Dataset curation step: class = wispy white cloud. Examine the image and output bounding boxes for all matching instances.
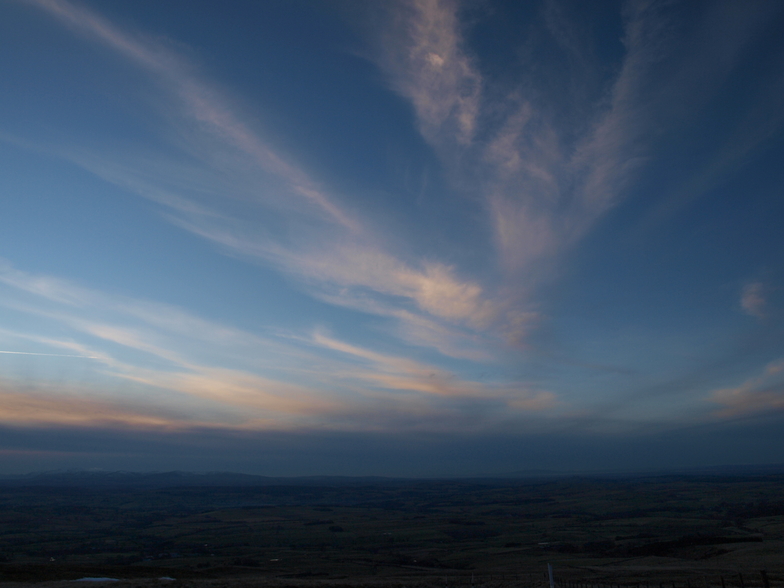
[24,0,359,233]
[275,246,494,325]
[310,288,493,361]
[608,1,784,232]
[17,0,694,379]
[310,330,555,411]
[0,262,554,432]
[374,0,481,147]
[483,0,678,272]
[162,215,532,353]
[741,282,766,319]
[373,0,780,286]
[0,260,274,357]
[0,350,97,358]
[709,358,784,417]
[11,0,524,362]
[0,258,96,306]
[0,384,190,429]
[9,0,780,439]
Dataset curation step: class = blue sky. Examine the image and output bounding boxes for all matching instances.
[1,0,783,476]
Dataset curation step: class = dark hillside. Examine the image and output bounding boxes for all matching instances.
[0,474,782,586]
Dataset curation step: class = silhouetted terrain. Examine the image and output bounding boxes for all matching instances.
[0,472,782,587]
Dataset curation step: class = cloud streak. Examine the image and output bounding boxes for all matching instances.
[0,350,98,358]
[741,282,766,319]
[3,0,782,449]
[373,0,781,283]
[709,358,784,418]
[25,0,359,231]
[0,261,555,433]
[13,0,525,363]
[377,0,481,147]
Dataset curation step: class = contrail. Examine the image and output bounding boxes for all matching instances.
[0,350,98,358]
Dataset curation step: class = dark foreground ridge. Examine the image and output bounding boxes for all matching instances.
[0,471,782,587]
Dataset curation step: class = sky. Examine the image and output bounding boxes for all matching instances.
[1,0,784,477]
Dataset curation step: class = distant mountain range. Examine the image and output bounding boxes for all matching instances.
[0,470,404,488]
[0,463,782,488]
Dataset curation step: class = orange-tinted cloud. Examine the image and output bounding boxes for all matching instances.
[709,358,784,417]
